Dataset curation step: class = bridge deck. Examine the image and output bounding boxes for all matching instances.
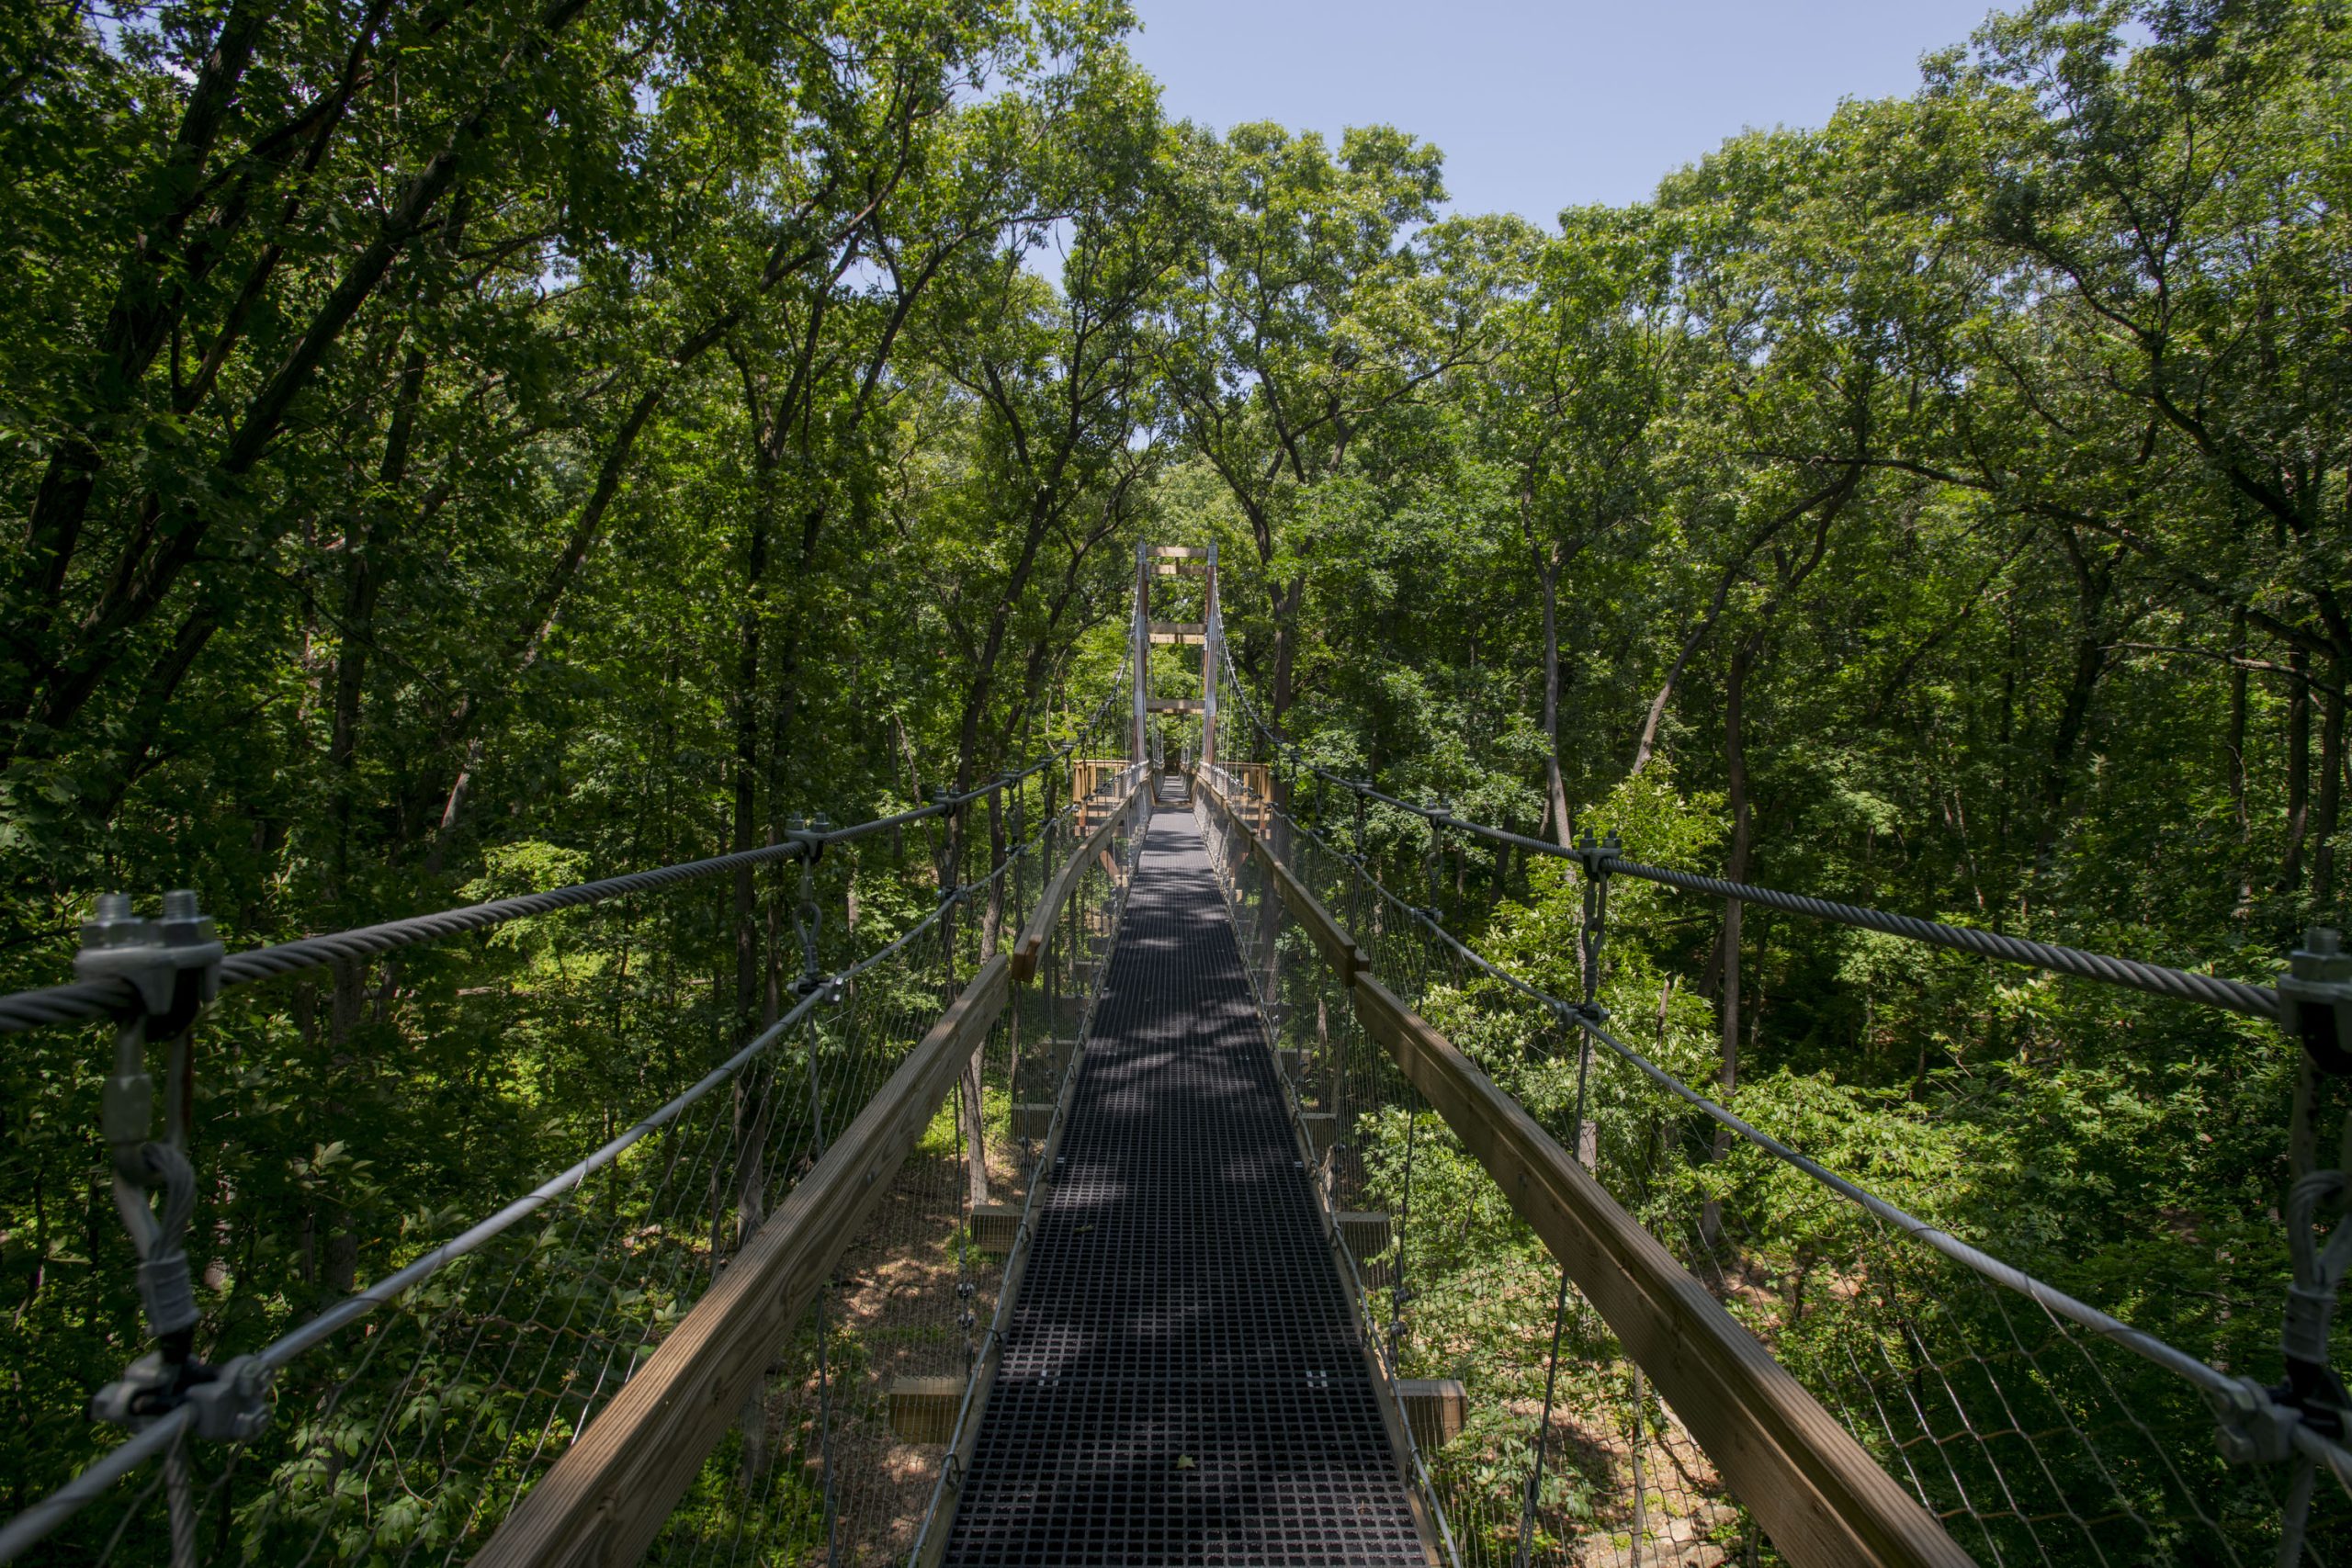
[943,806,1428,1566]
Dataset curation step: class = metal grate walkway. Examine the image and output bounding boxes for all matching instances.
[942,806,1429,1567]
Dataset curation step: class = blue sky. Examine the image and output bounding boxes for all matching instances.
[1125,0,2001,222]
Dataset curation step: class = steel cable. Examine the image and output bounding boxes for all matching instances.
[0,667,1132,1035]
[1208,634,2278,1021]
[0,787,1099,1566]
[1225,787,2352,1500]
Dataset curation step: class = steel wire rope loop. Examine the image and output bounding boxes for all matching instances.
[1208,640,2278,1023]
[0,669,1136,1036]
[0,807,1078,1566]
[1249,794,2352,1488]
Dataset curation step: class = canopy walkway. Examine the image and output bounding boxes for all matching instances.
[5,543,2351,1568]
[942,799,1431,1566]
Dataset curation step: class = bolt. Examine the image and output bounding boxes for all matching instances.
[82,894,150,950]
[157,890,214,948]
[2294,927,2349,982]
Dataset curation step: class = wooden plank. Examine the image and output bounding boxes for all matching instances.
[1348,976,1970,1568]
[1396,1379,1466,1450]
[888,1377,965,1444]
[476,955,1012,1568]
[1302,1111,1338,1156]
[1336,1210,1392,1259]
[1148,546,1209,558]
[1148,622,1206,636]
[971,1203,1021,1255]
[1147,699,1204,713]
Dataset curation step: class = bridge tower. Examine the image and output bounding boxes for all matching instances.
[1202,539,1219,772]
[1133,543,1216,777]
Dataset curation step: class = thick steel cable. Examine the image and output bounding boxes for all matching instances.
[1211,787,2352,1491]
[0,668,1135,1035]
[1208,635,2278,1022]
[0,799,1087,1567]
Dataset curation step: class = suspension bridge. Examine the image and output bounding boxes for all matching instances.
[4,542,2350,1567]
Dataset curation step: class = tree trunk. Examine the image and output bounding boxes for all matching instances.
[2285,648,2312,893]
[983,789,1007,959]
[732,491,772,1047]
[1540,545,1571,847]
[1702,633,1759,1252]
[2317,669,2345,913]
[2230,607,2252,919]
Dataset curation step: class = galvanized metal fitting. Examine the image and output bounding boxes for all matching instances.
[2280,927,2352,1074]
[1571,830,1622,881]
[74,890,224,1036]
[786,811,833,863]
[89,1350,271,1441]
[2212,1375,2305,1465]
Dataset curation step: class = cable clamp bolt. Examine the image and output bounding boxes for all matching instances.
[2280,927,2352,1075]
[786,811,832,864]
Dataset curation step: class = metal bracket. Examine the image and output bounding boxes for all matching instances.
[2214,1375,2313,1465]
[74,890,224,1038]
[2280,927,2352,1075]
[74,892,266,1450]
[89,1351,271,1441]
[789,815,832,998]
[1569,829,1622,883]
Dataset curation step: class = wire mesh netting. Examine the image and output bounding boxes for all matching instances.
[1193,770,2341,1568]
[650,773,1152,1567]
[2,739,1150,1568]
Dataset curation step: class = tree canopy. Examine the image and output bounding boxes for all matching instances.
[2,0,2347,1556]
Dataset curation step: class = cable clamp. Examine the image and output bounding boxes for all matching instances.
[1570,829,1622,882]
[2214,1375,2314,1465]
[2280,927,2352,1075]
[74,891,223,1037]
[90,1352,271,1443]
[785,810,832,866]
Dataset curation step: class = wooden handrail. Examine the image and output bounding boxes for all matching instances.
[1011,775,1144,983]
[1198,772,1360,982]
[1269,853,1363,985]
[476,954,1012,1568]
[1194,785,1969,1568]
